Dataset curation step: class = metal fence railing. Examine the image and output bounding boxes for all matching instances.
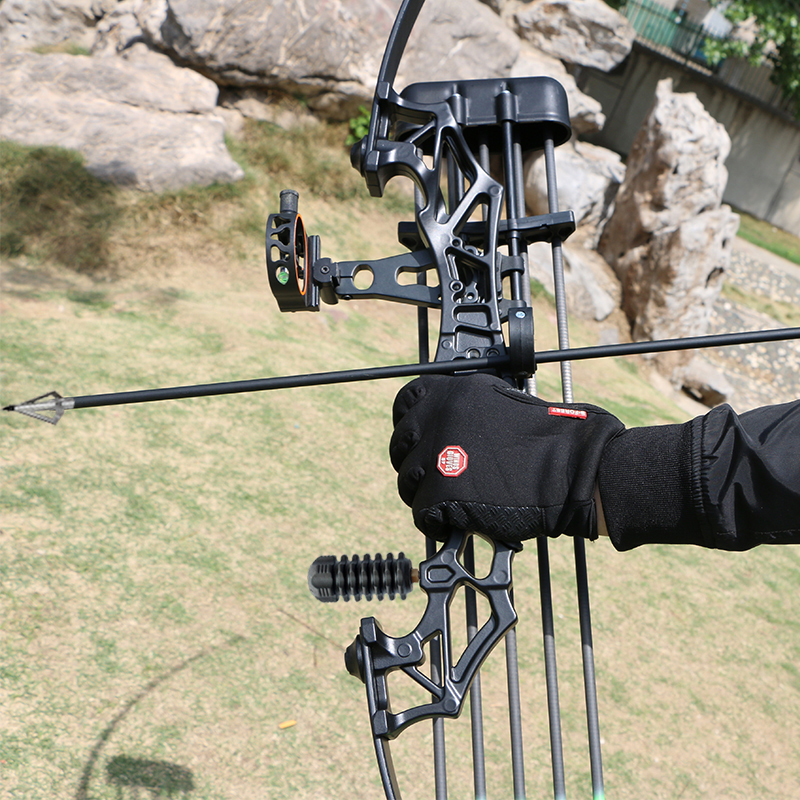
[620,0,797,119]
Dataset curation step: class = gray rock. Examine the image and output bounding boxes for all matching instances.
[122,0,520,120]
[512,0,635,72]
[6,0,615,133]
[598,79,740,382]
[679,356,735,406]
[220,88,320,129]
[528,241,621,321]
[524,139,625,246]
[91,0,146,56]
[397,0,521,89]
[0,48,244,191]
[0,0,111,51]
[133,0,392,121]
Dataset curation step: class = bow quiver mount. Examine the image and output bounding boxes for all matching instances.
[266,1,594,797]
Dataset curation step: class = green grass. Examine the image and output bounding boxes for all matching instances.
[3,121,800,799]
[735,207,800,265]
[0,142,120,272]
[32,42,92,56]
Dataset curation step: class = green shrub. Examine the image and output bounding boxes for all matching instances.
[345,105,371,146]
[0,142,120,273]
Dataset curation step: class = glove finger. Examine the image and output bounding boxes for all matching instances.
[397,464,426,507]
[412,504,448,540]
[392,378,430,425]
[389,424,421,471]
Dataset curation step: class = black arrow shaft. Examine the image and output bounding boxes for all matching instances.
[535,326,800,364]
[8,326,798,414]
[68,359,502,409]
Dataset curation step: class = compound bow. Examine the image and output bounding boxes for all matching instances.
[5,1,800,798]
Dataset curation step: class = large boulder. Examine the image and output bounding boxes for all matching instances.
[598,79,740,392]
[118,0,521,120]
[0,46,244,191]
[524,138,625,245]
[397,0,521,89]
[3,0,609,131]
[129,0,392,120]
[528,241,622,321]
[511,0,635,71]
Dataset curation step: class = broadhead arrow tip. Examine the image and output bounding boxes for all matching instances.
[3,391,72,424]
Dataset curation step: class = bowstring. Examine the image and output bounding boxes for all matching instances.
[543,135,605,798]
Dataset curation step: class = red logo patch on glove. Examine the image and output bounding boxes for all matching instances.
[548,407,588,420]
[437,445,468,476]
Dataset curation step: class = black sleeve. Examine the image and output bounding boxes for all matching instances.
[598,400,800,551]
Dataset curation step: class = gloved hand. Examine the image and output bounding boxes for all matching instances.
[390,374,625,543]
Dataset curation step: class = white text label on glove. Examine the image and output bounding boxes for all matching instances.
[437,446,469,476]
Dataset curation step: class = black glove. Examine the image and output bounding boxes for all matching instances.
[390,374,625,543]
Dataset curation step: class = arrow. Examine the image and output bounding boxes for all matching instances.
[5,326,800,424]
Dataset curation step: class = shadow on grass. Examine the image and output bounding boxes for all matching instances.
[74,635,246,800]
[106,755,194,797]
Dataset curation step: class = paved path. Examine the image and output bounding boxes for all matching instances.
[705,237,800,410]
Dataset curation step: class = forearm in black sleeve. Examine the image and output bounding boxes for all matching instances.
[598,400,800,551]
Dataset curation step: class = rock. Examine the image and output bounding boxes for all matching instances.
[512,0,635,72]
[4,0,615,131]
[477,0,513,13]
[91,0,146,56]
[510,43,605,134]
[598,79,740,381]
[219,88,320,129]
[114,0,520,121]
[397,0,521,89]
[0,0,111,51]
[0,47,244,191]
[131,0,392,121]
[528,241,621,321]
[679,356,735,406]
[524,139,624,245]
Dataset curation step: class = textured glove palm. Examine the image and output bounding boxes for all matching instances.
[390,374,625,542]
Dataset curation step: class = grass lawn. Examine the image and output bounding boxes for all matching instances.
[2,127,800,799]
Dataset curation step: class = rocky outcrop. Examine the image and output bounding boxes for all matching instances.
[528,242,622,321]
[0,46,244,191]
[598,79,740,391]
[511,0,635,71]
[0,0,623,192]
[2,0,610,132]
[398,0,521,90]
[98,0,522,121]
[130,0,393,121]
